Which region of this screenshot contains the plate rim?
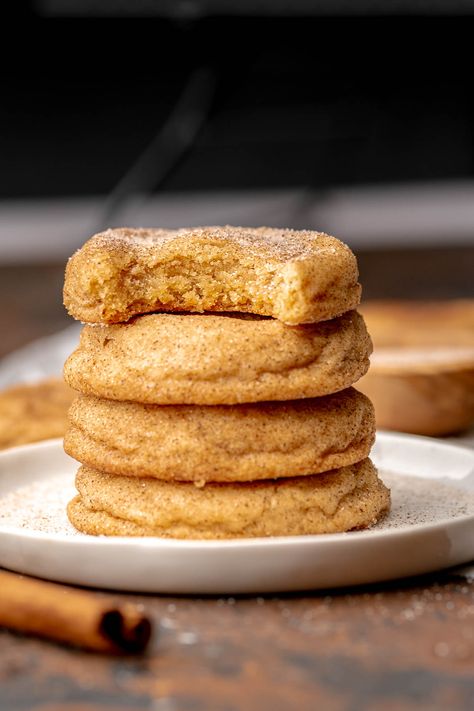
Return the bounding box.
[0,432,472,549]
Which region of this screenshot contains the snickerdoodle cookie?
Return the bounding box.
[64,311,371,405]
[63,226,361,325]
[67,458,390,539]
[64,388,375,483]
[357,300,474,435]
[0,378,75,450]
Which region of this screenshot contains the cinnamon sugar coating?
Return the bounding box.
[64,388,375,483]
[63,226,361,325]
[68,458,390,539]
[63,311,372,405]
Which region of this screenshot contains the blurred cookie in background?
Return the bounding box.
[0,378,75,450]
[357,300,474,437]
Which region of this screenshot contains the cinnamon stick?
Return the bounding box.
[0,570,152,654]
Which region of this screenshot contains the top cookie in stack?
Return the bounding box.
[63,226,361,325]
[63,226,389,539]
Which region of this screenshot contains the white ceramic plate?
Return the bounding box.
[0,434,472,594]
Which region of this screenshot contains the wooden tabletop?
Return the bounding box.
[0,574,473,711]
[0,248,473,711]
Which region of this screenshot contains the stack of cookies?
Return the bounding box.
[63,226,390,539]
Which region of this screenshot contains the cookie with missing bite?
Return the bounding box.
[64,226,361,325]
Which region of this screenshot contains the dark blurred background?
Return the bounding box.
[0,0,473,352]
[4,2,474,198]
[2,4,473,197]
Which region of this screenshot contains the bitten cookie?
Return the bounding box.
[63,226,361,325]
[68,458,390,539]
[64,388,375,483]
[64,311,372,405]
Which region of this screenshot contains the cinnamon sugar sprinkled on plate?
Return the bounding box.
[0,471,472,538]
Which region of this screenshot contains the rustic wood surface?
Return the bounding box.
[0,574,473,711]
[0,248,473,711]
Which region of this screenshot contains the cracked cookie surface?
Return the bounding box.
[64,388,375,483]
[64,310,371,405]
[68,458,390,539]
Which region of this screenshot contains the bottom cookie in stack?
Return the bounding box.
[68,459,390,539]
